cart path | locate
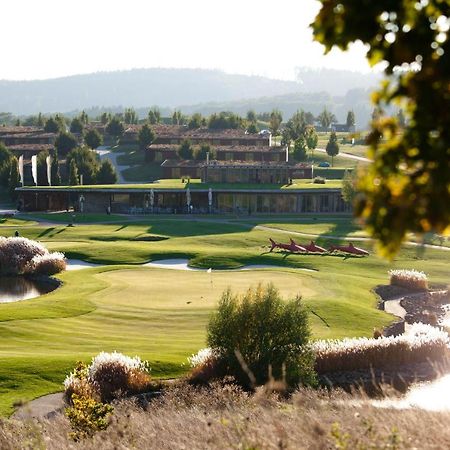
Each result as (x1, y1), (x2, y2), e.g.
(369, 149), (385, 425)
(315, 147), (372, 163)
(95, 146), (132, 184)
(12, 393), (64, 421)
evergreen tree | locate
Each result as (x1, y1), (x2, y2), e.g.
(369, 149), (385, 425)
(148, 108), (161, 124)
(342, 169), (358, 204)
(269, 109), (282, 135)
(37, 151), (50, 185)
(138, 124), (155, 151)
(194, 144), (214, 161)
(50, 150), (61, 186)
(346, 110), (356, 128)
(69, 159), (79, 186)
(246, 110), (257, 122)
(292, 136), (308, 161)
(0, 143), (13, 187)
(70, 117), (84, 134)
(37, 112), (44, 127)
(317, 108), (337, 129)
(124, 108), (138, 124)
(100, 112), (110, 125)
(55, 132), (78, 155)
(8, 157), (20, 199)
(188, 113), (202, 129)
(105, 117), (124, 140)
(66, 147), (99, 185)
(44, 116), (62, 133)
(326, 131), (340, 166)
(96, 159), (117, 184)
(247, 122), (258, 134)
(177, 139), (193, 159)
(84, 129), (103, 149)
(305, 126), (318, 155)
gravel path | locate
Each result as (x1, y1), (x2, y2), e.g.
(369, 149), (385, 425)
(315, 147), (372, 163)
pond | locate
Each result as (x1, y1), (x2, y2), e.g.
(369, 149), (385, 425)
(0, 277), (58, 303)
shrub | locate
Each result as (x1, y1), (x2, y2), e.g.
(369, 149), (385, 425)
(0, 237), (66, 276)
(206, 284), (316, 389)
(32, 252), (67, 275)
(65, 394), (113, 441)
(64, 352), (152, 403)
(313, 323), (449, 374)
(389, 269), (428, 291)
(313, 176), (326, 184)
(188, 348), (222, 384)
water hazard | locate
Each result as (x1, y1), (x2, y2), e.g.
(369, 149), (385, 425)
(0, 277), (57, 303)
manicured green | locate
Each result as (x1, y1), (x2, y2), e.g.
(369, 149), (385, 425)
(20, 178), (343, 191)
(0, 214), (448, 416)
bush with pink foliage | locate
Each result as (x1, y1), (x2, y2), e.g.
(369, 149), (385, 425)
(0, 237), (66, 276)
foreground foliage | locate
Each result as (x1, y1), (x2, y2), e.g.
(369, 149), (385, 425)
(313, 0), (450, 256)
(3, 383), (450, 449)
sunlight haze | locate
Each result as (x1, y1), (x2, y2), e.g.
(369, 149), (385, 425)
(1, 0), (371, 81)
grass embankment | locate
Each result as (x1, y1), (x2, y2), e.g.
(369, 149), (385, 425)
(0, 215), (448, 415)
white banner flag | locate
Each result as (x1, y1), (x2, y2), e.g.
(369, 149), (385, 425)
(31, 155), (37, 185)
(18, 155), (24, 186)
(46, 155), (52, 186)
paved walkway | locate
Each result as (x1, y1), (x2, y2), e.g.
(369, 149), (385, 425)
(95, 146), (131, 184)
(12, 393), (64, 420)
(315, 147), (372, 163)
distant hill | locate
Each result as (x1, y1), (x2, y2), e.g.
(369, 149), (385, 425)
(0, 69), (301, 115)
(0, 68), (380, 122)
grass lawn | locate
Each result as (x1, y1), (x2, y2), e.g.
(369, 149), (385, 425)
(0, 215), (448, 416)
(121, 163), (163, 182)
(21, 178), (343, 191)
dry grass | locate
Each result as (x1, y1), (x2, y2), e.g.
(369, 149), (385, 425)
(389, 269), (429, 291)
(313, 323), (449, 374)
(2, 382), (450, 449)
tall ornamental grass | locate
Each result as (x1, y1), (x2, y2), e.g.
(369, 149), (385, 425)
(389, 269), (428, 291)
(64, 352), (152, 403)
(313, 323), (449, 374)
(0, 237), (66, 275)
(206, 284), (316, 388)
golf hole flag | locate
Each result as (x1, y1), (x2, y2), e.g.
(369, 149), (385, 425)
(31, 155), (38, 185)
(46, 155), (52, 186)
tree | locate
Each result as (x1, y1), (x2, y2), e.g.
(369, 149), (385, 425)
(172, 110), (185, 125)
(342, 169), (358, 204)
(37, 151), (50, 185)
(0, 143), (13, 187)
(292, 136), (308, 161)
(55, 132), (78, 155)
(346, 110), (356, 128)
(8, 157), (20, 199)
(177, 140), (193, 160)
(246, 110), (257, 122)
(269, 109), (282, 135)
(208, 112), (243, 129)
(105, 117), (124, 140)
(66, 147), (99, 185)
(84, 129), (103, 149)
(305, 126), (318, 155)
(317, 108), (336, 129)
(247, 122), (258, 134)
(100, 112), (110, 125)
(148, 108), (161, 125)
(36, 112), (44, 126)
(371, 107), (382, 121)
(194, 144), (214, 161)
(68, 159), (79, 186)
(124, 108), (138, 125)
(96, 160), (117, 184)
(50, 149), (61, 186)
(207, 284), (316, 388)
(286, 110), (308, 142)
(188, 113), (202, 129)
(326, 131), (339, 166)
(70, 117), (84, 134)
(397, 109), (406, 128)
(44, 116), (63, 133)
(79, 110), (89, 125)
(304, 111), (315, 125)
(313, 0), (450, 256)
(138, 124), (155, 151)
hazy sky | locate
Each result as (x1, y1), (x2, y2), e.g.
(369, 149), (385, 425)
(1, 0), (372, 81)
